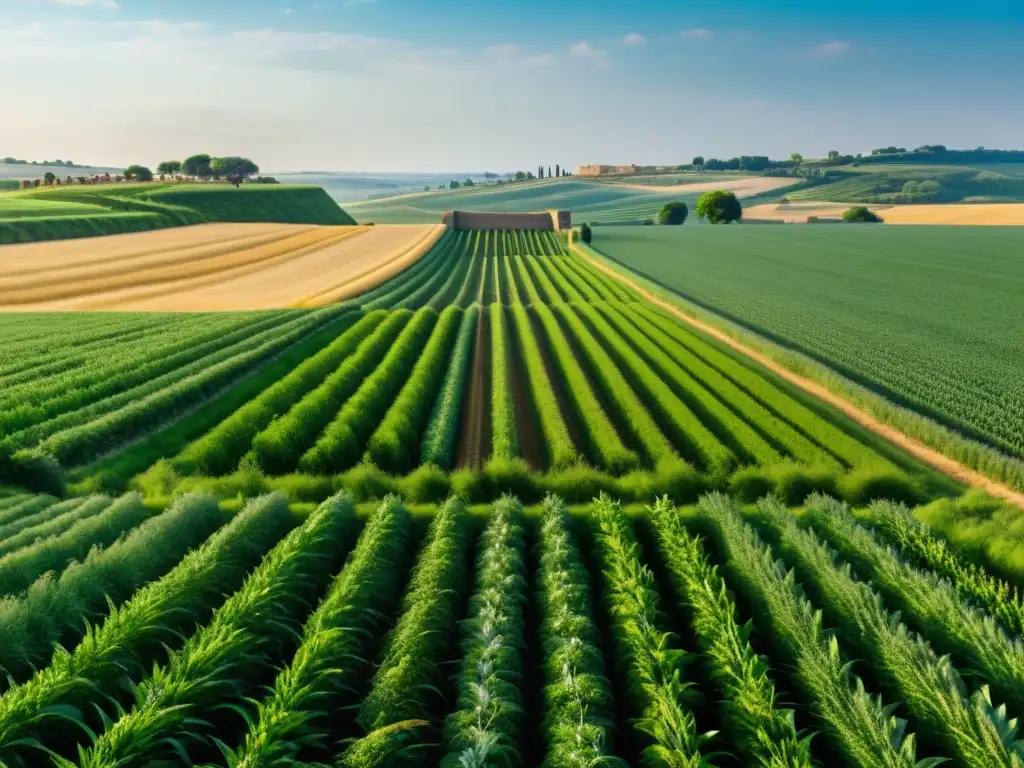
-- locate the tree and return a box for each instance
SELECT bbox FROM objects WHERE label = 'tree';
[696,190,743,224]
[538,165,544,179]
[789,153,803,164]
[449,180,461,189]
[124,165,154,182]
[526,171,535,180]
[658,201,689,225]
[692,156,705,170]
[463,178,474,187]
[43,172,56,186]
[514,171,526,181]
[548,166,552,178]
[842,206,883,223]
[918,180,941,198]
[555,164,560,178]
[182,154,213,179]
[902,180,920,200]
[579,223,592,243]
[211,157,258,181]
[157,160,182,176]
[827,150,841,160]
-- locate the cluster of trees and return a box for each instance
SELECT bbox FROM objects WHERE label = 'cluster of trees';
[902,180,941,201]
[536,164,568,179]
[435,165,571,192]
[156,155,260,186]
[20,172,117,189]
[842,206,883,223]
[1,157,81,167]
[14,154,261,189]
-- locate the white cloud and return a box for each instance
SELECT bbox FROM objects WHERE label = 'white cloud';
[484,43,521,57]
[681,28,714,39]
[570,41,607,67]
[622,32,646,46]
[812,40,853,56]
[523,52,555,67]
[283,8,294,15]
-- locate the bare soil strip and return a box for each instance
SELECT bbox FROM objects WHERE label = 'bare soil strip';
[574,243,1024,510]
[455,310,491,470]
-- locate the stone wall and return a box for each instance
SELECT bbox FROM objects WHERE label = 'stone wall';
[442,210,571,231]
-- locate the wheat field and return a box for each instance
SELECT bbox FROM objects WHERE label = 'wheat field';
[0,223,443,311]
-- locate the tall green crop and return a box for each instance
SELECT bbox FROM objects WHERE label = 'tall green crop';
[649,497,814,767]
[224,496,412,767]
[442,496,528,766]
[591,495,714,767]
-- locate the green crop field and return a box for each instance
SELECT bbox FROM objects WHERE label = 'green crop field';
[787,162,1024,203]
[0,228,938,508]
[591,225,1024,461]
[0,183,354,243]
[346,178,715,225]
[2,216,1024,766]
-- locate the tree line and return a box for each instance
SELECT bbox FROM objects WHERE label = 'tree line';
[14,154,263,190]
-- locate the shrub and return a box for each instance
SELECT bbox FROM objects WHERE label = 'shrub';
[838,467,921,506]
[842,206,883,223]
[484,457,540,503]
[772,463,839,505]
[579,222,592,243]
[728,466,775,503]
[340,463,398,502]
[658,201,689,225]
[696,190,742,224]
[396,463,451,503]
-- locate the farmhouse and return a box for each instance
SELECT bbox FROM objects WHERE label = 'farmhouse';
[576,164,638,176]
[441,210,571,231]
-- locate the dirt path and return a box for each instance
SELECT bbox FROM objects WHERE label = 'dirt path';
[455,312,491,470]
[574,242,1024,511]
[608,176,798,197]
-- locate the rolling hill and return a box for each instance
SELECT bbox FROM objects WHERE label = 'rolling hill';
[346,177,797,225]
[0,183,355,244]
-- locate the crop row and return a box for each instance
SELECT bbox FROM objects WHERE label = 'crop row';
[0,488,1015,766]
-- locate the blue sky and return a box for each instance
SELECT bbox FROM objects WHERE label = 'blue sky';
[1,0,1022,172]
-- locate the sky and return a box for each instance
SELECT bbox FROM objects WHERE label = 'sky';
[1,0,1023,173]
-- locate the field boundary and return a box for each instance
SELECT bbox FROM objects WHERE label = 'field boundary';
[571,238,1024,511]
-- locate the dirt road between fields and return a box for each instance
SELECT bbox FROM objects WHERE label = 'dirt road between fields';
[608,176,799,197]
[574,243,1024,511]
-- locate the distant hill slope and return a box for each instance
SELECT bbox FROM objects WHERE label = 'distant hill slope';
[0,184,355,244]
[346,179,716,225]
[788,163,1024,204]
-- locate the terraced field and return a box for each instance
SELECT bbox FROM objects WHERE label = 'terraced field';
[0,223,442,310]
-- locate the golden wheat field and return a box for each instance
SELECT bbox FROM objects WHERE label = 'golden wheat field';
[0,223,443,311]
[745,201,1024,224]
